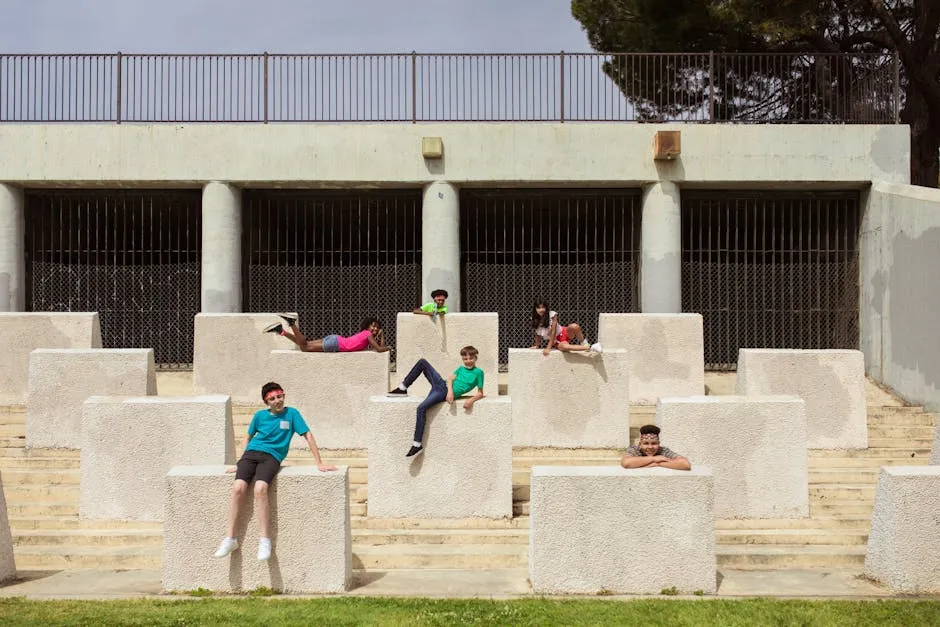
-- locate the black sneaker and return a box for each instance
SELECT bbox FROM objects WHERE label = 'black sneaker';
[277,313,297,326]
[405,445,423,458]
[263,323,284,335]
[388,388,407,396]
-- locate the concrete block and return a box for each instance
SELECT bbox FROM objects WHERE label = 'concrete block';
[266,350,390,450]
[395,312,498,398]
[193,313,297,404]
[163,465,350,593]
[598,313,705,404]
[367,396,512,518]
[0,471,15,583]
[932,422,939,464]
[864,466,940,593]
[530,466,716,594]
[656,396,809,518]
[27,349,156,449]
[508,348,630,448]
[736,349,867,449]
[80,396,236,521]
[0,312,102,404]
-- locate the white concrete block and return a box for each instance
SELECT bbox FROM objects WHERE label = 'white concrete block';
[598,313,705,404]
[530,466,716,594]
[266,350,390,450]
[864,466,940,593]
[656,396,809,518]
[80,396,236,521]
[508,348,630,448]
[0,312,102,404]
[26,349,156,449]
[736,349,867,449]
[931,422,939,464]
[0,471,15,583]
[163,465,351,593]
[395,312,499,397]
[193,313,297,404]
[367,396,512,518]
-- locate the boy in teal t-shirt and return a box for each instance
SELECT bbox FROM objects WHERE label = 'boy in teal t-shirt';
[413,288,448,320]
[388,345,485,458]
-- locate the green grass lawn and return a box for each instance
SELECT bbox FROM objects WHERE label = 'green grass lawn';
[1,597,939,626]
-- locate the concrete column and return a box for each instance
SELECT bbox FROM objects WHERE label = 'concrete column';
[201,182,242,313]
[641,181,682,313]
[421,181,461,311]
[0,184,25,312]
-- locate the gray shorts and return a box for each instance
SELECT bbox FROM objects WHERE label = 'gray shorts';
[322,334,340,352]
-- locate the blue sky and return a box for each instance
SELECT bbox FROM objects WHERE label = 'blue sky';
[2,0,592,53]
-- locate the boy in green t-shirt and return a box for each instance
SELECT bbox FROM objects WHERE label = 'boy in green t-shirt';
[412,289,448,321]
[388,345,485,457]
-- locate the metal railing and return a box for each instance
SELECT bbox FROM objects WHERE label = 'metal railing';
[0,52,900,124]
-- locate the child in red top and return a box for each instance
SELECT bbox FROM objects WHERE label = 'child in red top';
[264,315,391,354]
[531,301,603,356]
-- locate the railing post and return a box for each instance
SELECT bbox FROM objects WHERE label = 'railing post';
[411,51,417,124]
[115,51,122,124]
[893,50,901,123]
[708,51,715,123]
[559,51,565,123]
[263,52,269,124]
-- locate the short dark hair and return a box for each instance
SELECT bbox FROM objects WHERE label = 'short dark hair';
[639,424,661,437]
[261,381,284,401]
[460,345,479,357]
[360,317,381,330]
[431,289,448,299]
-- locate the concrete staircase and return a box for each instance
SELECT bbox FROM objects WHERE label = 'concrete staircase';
[1,393,935,571]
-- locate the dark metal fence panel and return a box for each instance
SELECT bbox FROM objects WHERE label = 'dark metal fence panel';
[25,190,202,368]
[0,54,118,121]
[461,189,642,367]
[242,190,422,355]
[681,191,860,370]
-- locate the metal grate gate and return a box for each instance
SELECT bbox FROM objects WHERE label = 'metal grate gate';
[461,189,642,367]
[681,191,860,370]
[25,190,202,368]
[242,190,422,356]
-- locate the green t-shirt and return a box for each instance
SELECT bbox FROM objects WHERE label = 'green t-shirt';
[452,366,484,397]
[420,301,448,314]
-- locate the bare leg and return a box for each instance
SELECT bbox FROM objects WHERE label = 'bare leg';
[254,480,271,537]
[556,341,591,352]
[225,480,249,538]
[282,323,325,352]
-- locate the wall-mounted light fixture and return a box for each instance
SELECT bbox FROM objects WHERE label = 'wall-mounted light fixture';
[422,137,444,159]
[653,130,681,160]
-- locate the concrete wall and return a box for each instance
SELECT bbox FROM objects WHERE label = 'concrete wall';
[267,350,389,450]
[932,421,939,464]
[529,466,716,595]
[508,348,630,448]
[163,465,350,593]
[597,313,705,404]
[656,396,809,518]
[862,182,940,412]
[864,466,940,593]
[27,348,156,449]
[80,396,236,521]
[193,313,297,404]
[366,396,512,518]
[395,312,498,397]
[0,313,102,404]
[736,349,867,449]
[0,471,15,583]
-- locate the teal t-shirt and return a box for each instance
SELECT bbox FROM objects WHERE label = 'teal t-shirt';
[420,301,448,314]
[245,406,309,463]
[452,366,484,397]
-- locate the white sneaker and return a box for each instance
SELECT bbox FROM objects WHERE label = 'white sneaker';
[213,537,238,558]
[257,537,272,561]
[590,343,603,353]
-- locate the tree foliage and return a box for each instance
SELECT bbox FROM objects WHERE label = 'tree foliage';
[571,0,940,187]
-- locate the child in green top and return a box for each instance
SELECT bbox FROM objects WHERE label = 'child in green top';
[413,289,449,320]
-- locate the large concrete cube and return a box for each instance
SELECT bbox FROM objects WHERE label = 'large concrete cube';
[395,312,499,397]
[530,466,716,594]
[266,350,390,450]
[736,349,867,449]
[508,348,630,448]
[864,466,940,593]
[0,471,15,583]
[367,396,512,518]
[656,396,809,518]
[27,349,156,449]
[0,312,102,404]
[598,313,705,404]
[80,396,236,521]
[193,313,298,403]
[163,465,350,593]
[932,422,939,464]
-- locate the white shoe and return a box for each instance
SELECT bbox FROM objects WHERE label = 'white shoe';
[590,343,603,353]
[213,537,238,558]
[257,537,272,561]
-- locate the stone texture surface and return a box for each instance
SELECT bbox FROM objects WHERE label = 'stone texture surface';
[395,312,498,398]
[656,396,809,518]
[80,396,236,521]
[864,466,940,593]
[163,465,350,593]
[266,350,389,450]
[932,421,939,464]
[193,313,297,404]
[0,471,15,583]
[27,349,156,449]
[530,466,716,595]
[508,348,630,448]
[367,396,512,518]
[0,312,102,404]
[736,349,867,449]
[598,313,705,404]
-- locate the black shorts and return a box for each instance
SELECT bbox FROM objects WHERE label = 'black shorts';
[235,450,281,484]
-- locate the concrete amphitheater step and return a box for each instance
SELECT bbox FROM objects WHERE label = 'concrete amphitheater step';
[715,545,866,569]
[1,469,80,485]
[3,484,80,502]
[352,528,528,546]
[7,516,165,531]
[13,528,163,548]
[12,545,161,570]
[715,529,869,546]
[352,544,528,570]
[351,516,529,530]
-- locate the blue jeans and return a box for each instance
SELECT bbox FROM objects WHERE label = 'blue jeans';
[402,358,448,443]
